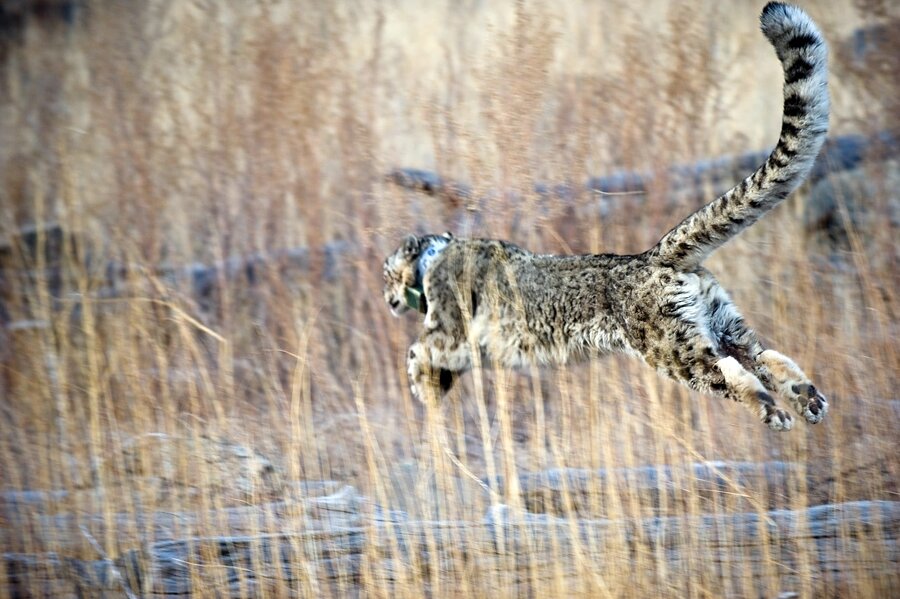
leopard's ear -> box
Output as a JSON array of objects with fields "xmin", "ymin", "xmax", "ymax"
[
  {"xmin": 402, "ymin": 234, "xmax": 420, "ymax": 258},
  {"xmin": 443, "ymin": 231, "xmax": 454, "ymax": 239}
]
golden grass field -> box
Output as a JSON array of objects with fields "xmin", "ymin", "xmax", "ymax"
[{"xmin": 1, "ymin": 0, "xmax": 898, "ymax": 597}]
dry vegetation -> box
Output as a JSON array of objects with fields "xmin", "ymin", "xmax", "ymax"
[{"xmin": 1, "ymin": 0, "xmax": 898, "ymax": 597}]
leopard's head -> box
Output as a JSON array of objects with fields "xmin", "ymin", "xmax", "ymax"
[{"xmin": 383, "ymin": 234, "xmax": 421, "ymax": 317}]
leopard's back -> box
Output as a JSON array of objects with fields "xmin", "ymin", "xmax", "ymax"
[{"xmin": 425, "ymin": 241, "xmax": 644, "ymax": 365}]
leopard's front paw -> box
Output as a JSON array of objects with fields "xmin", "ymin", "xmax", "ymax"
[
  {"xmin": 407, "ymin": 355, "xmax": 425, "ymax": 402},
  {"xmin": 406, "ymin": 343, "xmax": 432, "ymax": 403},
  {"xmin": 408, "ymin": 378, "xmax": 423, "ymax": 402}
]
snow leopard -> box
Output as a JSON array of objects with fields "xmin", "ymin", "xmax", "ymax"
[{"xmin": 382, "ymin": 2, "xmax": 829, "ymax": 431}]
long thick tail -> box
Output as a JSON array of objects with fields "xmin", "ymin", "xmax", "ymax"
[{"xmin": 649, "ymin": 2, "xmax": 829, "ymax": 270}]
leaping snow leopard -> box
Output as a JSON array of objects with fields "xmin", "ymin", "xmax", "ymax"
[{"xmin": 383, "ymin": 2, "xmax": 829, "ymax": 431}]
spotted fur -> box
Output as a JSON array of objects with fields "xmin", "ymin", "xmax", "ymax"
[{"xmin": 383, "ymin": 3, "xmax": 829, "ymax": 431}]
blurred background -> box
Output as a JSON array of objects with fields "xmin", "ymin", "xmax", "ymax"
[{"xmin": 1, "ymin": 0, "xmax": 897, "ymax": 596}]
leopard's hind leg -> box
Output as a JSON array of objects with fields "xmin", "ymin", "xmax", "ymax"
[
  {"xmin": 714, "ymin": 355, "xmax": 794, "ymax": 431},
  {"xmin": 650, "ymin": 328, "xmax": 794, "ymax": 431},
  {"xmin": 706, "ymin": 288, "xmax": 829, "ymax": 425},
  {"xmin": 755, "ymin": 349, "xmax": 828, "ymax": 424}
]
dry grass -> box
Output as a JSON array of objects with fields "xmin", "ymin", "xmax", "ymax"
[{"xmin": 0, "ymin": 0, "xmax": 897, "ymax": 597}]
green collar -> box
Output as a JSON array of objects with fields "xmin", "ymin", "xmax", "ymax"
[
  {"xmin": 404, "ymin": 286, "xmax": 427, "ymax": 314},
  {"xmin": 404, "ymin": 236, "xmax": 450, "ymax": 314}
]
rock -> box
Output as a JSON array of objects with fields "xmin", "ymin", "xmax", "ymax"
[
  {"xmin": 493, "ymin": 460, "xmax": 800, "ymax": 516},
  {"xmin": 804, "ymin": 160, "xmax": 900, "ymax": 256},
  {"xmin": 8, "ymin": 499, "xmax": 895, "ymax": 596},
  {"xmin": 112, "ymin": 434, "xmax": 285, "ymax": 500}
]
